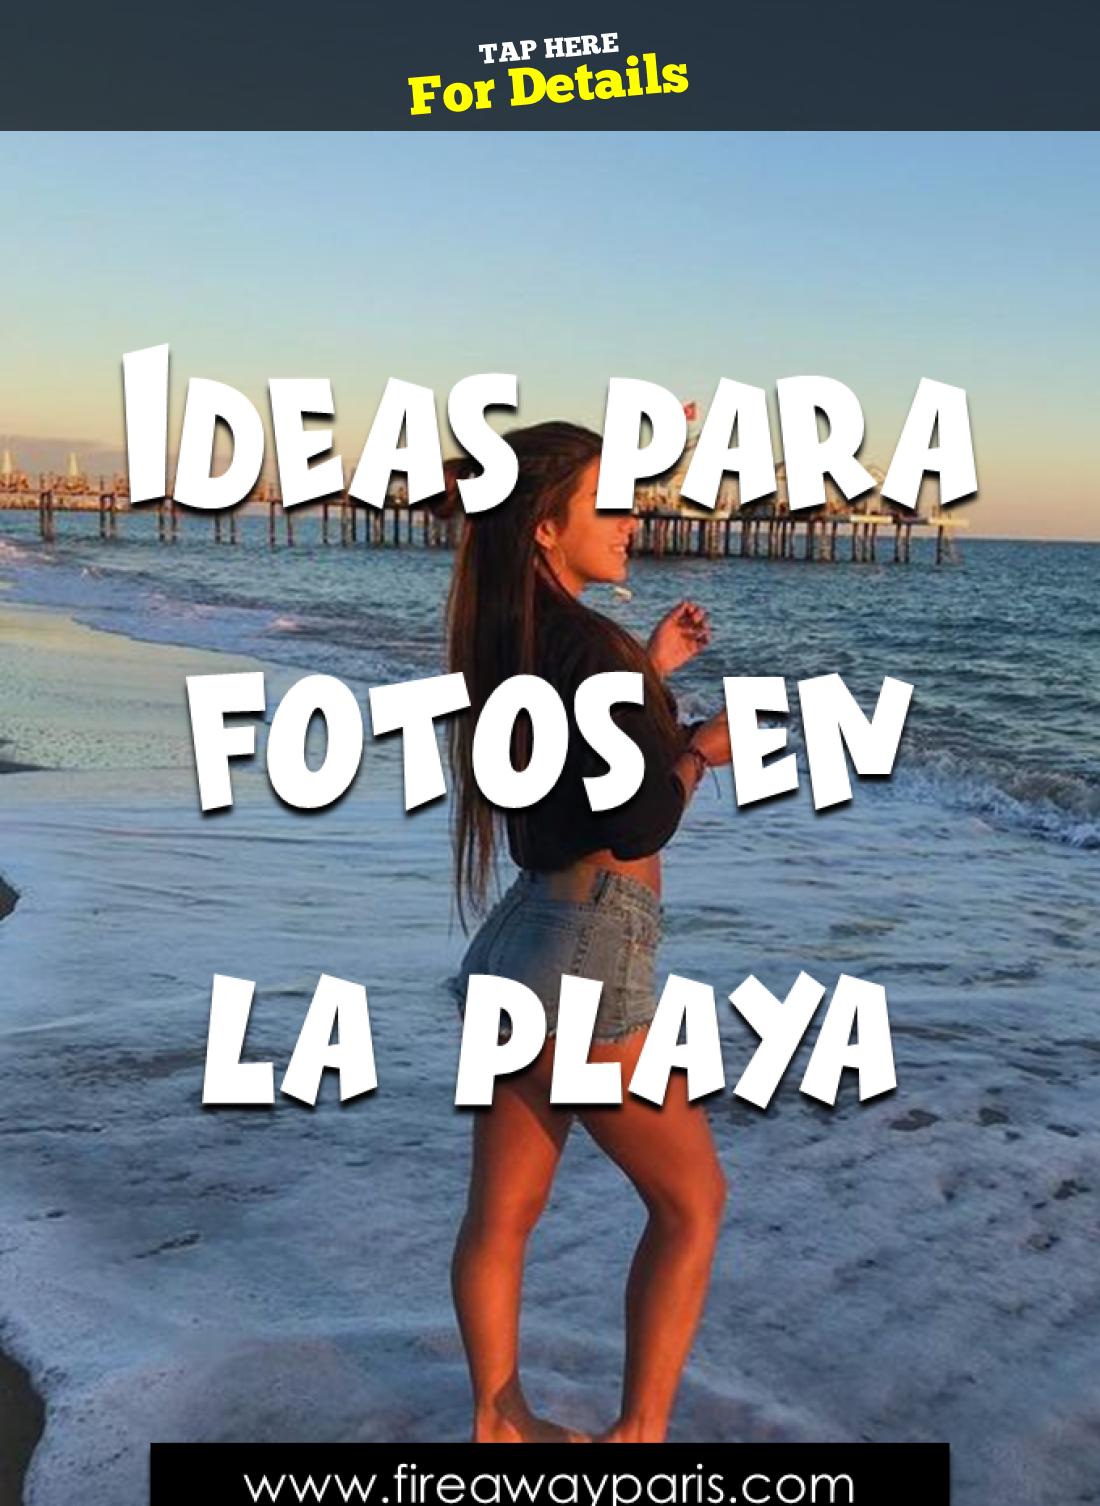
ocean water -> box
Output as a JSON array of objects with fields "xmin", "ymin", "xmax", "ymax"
[{"xmin": 1, "ymin": 508, "xmax": 1098, "ymax": 849}]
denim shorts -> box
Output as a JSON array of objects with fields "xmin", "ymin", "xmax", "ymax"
[{"xmin": 446, "ymin": 869, "xmax": 663, "ymax": 1044}]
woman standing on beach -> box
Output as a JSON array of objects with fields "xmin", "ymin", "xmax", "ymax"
[{"xmin": 445, "ymin": 422, "xmax": 732, "ymax": 1445}]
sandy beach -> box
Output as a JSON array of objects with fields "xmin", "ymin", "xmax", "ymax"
[
  {"xmin": 1, "ymin": 593, "xmax": 1099, "ymax": 1505},
  {"xmin": 0, "ymin": 602, "xmax": 281, "ymax": 1504}
]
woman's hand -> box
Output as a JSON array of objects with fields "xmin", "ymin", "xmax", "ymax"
[
  {"xmin": 690, "ymin": 709, "xmax": 731, "ymax": 769},
  {"xmin": 647, "ymin": 599, "xmax": 711, "ymax": 677}
]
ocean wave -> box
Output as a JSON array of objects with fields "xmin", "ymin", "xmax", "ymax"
[
  {"xmin": 0, "ymin": 536, "xmax": 50, "ymax": 567},
  {"xmin": 895, "ymin": 756, "xmax": 1100, "ymax": 850}
]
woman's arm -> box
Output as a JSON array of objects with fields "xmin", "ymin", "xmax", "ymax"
[{"xmin": 670, "ymin": 743, "xmax": 709, "ymax": 802}]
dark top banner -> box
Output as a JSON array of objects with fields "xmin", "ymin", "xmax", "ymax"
[{"xmin": 6, "ymin": 0, "xmax": 1100, "ymax": 129}]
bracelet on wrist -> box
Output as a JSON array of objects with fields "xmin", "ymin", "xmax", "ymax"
[{"xmin": 684, "ymin": 744, "xmax": 709, "ymax": 786}]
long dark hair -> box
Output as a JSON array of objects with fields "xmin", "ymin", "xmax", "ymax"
[{"xmin": 444, "ymin": 420, "xmax": 681, "ymax": 927}]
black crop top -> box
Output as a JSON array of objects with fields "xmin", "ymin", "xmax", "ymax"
[{"xmin": 506, "ymin": 609, "xmax": 693, "ymax": 872}]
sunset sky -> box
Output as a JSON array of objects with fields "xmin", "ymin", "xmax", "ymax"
[{"xmin": 3, "ymin": 131, "xmax": 1097, "ymax": 539}]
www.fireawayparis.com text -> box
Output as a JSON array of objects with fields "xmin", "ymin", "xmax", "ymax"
[{"xmin": 242, "ymin": 1461, "xmax": 856, "ymax": 1505}]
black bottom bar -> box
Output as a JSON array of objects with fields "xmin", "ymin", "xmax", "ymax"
[{"xmin": 151, "ymin": 1441, "xmax": 949, "ymax": 1505}]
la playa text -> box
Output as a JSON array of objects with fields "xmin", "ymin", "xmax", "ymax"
[{"xmin": 203, "ymin": 969, "xmax": 895, "ymax": 1111}]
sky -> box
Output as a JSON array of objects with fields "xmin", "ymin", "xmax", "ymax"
[{"xmin": 2, "ymin": 131, "xmax": 1098, "ymax": 539}]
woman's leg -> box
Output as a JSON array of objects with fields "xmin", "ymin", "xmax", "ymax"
[
  {"xmin": 580, "ymin": 1028, "xmax": 728, "ymax": 1443},
  {"xmin": 451, "ymin": 1040, "xmax": 583, "ymax": 1442}
]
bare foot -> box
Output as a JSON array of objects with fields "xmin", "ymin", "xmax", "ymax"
[
  {"xmin": 473, "ymin": 1410, "xmax": 590, "ymax": 1443},
  {"xmin": 593, "ymin": 1421, "xmax": 666, "ymax": 1444}
]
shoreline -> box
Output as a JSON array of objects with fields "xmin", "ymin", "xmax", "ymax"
[{"xmin": 0, "ymin": 600, "xmax": 273, "ymax": 1506}]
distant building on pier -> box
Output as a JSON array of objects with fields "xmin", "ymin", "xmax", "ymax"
[
  {"xmin": 643, "ymin": 441, "xmax": 906, "ymax": 520},
  {"xmin": 0, "ymin": 447, "xmax": 32, "ymax": 494}
]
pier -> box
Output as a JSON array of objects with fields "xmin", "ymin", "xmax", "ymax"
[{"xmin": 0, "ymin": 456, "xmax": 967, "ymax": 564}]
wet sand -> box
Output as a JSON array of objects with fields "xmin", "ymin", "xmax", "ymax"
[{"xmin": 0, "ymin": 602, "xmax": 267, "ymax": 1505}]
